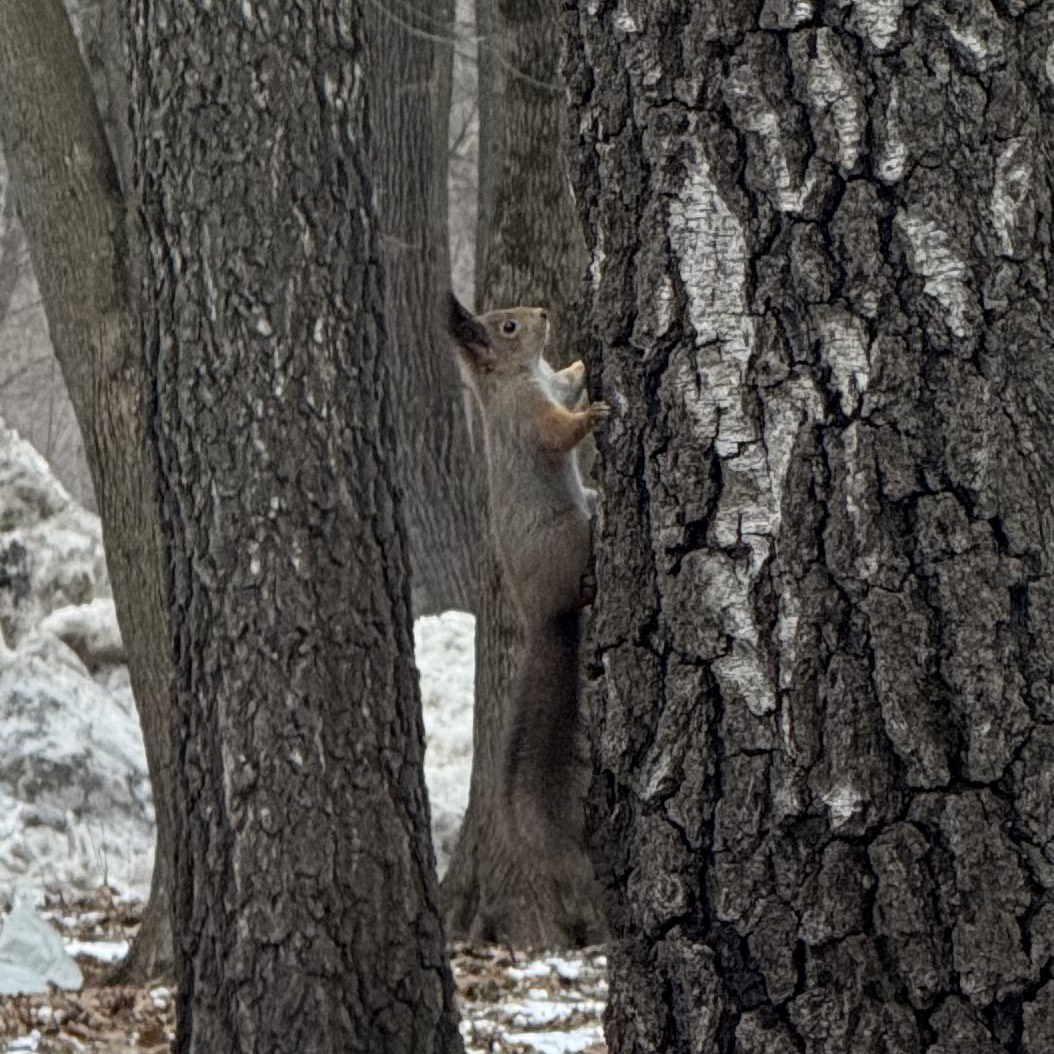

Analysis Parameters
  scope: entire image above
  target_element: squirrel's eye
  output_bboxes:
[502,320,517,335]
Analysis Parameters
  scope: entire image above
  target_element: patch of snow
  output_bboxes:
[37,599,125,670]
[416,611,475,876]
[508,960,553,981]
[545,955,587,981]
[64,939,129,964]
[0,429,72,533]
[0,631,154,897]
[0,892,82,995]
[150,986,172,1009]
[504,997,605,1028]
[504,1026,605,1054]
[4,1030,41,1052]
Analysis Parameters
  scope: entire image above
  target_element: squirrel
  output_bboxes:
[447,292,608,846]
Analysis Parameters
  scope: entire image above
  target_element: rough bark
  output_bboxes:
[127,4,463,1052]
[365,0,483,618]
[0,0,175,982]
[566,1,1054,1051]
[441,0,603,946]
[0,163,24,327]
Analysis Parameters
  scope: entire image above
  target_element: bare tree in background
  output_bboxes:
[365,0,483,617]
[566,1,1054,1050]
[0,150,94,511]
[0,0,174,982]
[441,0,604,947]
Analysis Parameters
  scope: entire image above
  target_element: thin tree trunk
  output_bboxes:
[127,4,463,1051]
[0,0,174,982]
[441,0,603,947]
[567,2,1054,1051]
[364,0,482,618]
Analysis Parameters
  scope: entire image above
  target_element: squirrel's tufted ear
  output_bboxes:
[447,293,493,370]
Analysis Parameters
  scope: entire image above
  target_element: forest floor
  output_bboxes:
[0,892,607,1053]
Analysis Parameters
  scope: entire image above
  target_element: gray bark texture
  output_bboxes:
[364,0,483,618]
[0,0,175,982]
[565,1,1054,1051]
[127,4,463,1052]
[440,0,604,947]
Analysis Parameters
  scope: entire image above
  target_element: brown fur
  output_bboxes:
[447,293,607,846]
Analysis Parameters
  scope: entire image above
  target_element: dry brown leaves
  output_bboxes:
[0,895,606,1054]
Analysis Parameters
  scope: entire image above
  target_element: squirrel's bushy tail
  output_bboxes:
[504,609,583,843]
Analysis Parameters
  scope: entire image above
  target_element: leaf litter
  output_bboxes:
[0,892,607,1053]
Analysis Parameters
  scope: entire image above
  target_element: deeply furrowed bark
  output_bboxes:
[440,0,605,947]
[566,1,1054,1051]
[127,4,463,1051]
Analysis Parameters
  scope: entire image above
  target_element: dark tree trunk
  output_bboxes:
[0,0,175,982]
[440,0,604,947]
[127,4,463,1052]
[365,0,483,618]
[566,1,1054,1051]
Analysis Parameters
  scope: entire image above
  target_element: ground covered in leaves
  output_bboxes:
[0,893,606,1053]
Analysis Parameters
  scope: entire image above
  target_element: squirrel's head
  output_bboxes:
[447,293,549,394]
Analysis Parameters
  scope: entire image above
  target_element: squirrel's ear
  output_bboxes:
[447,292,493,370]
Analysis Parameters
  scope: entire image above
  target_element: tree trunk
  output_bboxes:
[127,4,463,1051]
[566,1,1054,1051]
[364,0,483,618]
[441,0,604,946]
[0,0,175,982]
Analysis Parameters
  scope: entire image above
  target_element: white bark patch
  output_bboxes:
[822,784,863,827]
[807,30,862,172]
[949,27,988,63]
[613,0,640,33]
[655,276,674,337]
[878,82,907,184]
[842,423,881,581]
[897,211,975,338]
[812,306,870,415]
[589,228,606,291]
[664,148,819,718]
[1047,42,1054,87]
[777,589,800,691]
[716,643,776,717]
[991,138,1033,258]
[849,0,903,50]
[724,65,816,213]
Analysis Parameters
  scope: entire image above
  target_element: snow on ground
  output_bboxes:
[416,610,475,875]
[2,896,608,1053]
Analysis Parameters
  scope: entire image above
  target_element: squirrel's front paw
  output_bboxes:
[589,401,612,426]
